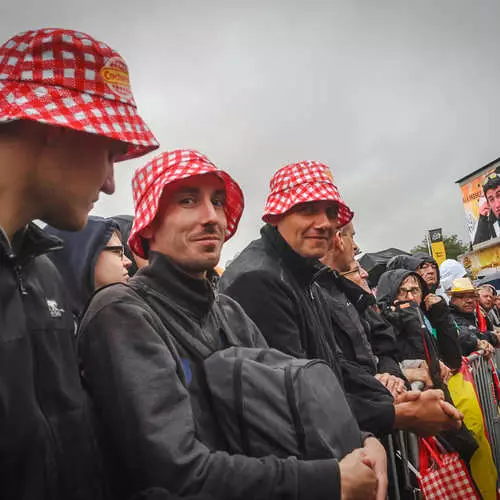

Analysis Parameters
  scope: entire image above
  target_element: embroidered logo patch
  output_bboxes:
[100,56,132,100]
[46,299,64,318]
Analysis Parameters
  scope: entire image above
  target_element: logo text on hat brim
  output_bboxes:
[100,56,132,100]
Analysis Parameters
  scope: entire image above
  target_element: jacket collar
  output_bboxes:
[0,222,63,264]
[260,224,325,287]
[319,267,376,313]
[136,251,215,319]
[449,303,476,320]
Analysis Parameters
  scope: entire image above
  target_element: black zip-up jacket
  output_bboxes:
[0,223,103,500]
[220,225,395,436]
[318,270,405,379]
[473,212,498,245]
[449,303,498,355]
[78,251,343,500]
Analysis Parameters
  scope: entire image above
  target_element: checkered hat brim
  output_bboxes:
[263,160,353,227]
[0,28,158,161]
[0,81,158,161]
[129,149,244,258]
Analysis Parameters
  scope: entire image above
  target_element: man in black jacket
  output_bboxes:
[448,278,498,356]
[474,167,500,245]
[0,28,158,500]
[78,150,381,500]
[320,222,407,397]
[221,160,463,439]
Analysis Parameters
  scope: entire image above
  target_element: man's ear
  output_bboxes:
[333,230,344,251]
[266,214,281,227]
[141,225,153,239]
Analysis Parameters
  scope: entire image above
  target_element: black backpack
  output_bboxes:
[130,283,363,461]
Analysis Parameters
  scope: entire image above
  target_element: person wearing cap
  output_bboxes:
[44,216,133,321]
[0,27,157,500]
[474,167,500,244]
[77,150,378,500]
[448,278,497,356]
[319,223,407,398]
[220,161,462,437]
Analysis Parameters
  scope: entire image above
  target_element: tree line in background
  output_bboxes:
[410,234,469,260]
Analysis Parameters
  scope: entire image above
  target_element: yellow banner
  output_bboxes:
[462,245,500,278]
[430,241,447,266]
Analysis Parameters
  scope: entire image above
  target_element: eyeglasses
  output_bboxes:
[102,245,125,259]
[398,286,422,297]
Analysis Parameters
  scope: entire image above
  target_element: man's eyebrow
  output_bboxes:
[175,187,200,195]
[214,189,226,197]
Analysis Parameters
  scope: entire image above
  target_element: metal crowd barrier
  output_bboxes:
[466,350,500,476]
[386,351,500,499]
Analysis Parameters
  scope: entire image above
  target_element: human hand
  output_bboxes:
[375,373,406,397]
[478,340,494,358]
[424,294,442,311]
[394,390,421,404]
[480,200,490,217]
[339,449,377,500]
[395,389,463,436]
[439,361,452,383]
[362,437,388,500]
[402,366,433,389]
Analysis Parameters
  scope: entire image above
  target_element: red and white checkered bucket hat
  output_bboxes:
[263,160,354,227]
[0,28,158,161]
[129,149,244,258]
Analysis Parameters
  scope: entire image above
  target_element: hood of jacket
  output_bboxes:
[386,253,440,293]
[110,214,138,277]
[376,269,428,309]
[44,216,119,317]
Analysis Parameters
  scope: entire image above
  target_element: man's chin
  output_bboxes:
[43,211,88,232]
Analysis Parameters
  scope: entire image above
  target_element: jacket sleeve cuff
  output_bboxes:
[297,459,341,500]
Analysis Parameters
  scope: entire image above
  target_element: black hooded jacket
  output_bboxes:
[386,253,441,293]
[220,224,395,436]
[376,269,462,372]
[448,303,498,355]
[0,223,104,500]
[110,215,139,277]
[317,269,404,379]
[78,251,343,500]
[45,216,120,319]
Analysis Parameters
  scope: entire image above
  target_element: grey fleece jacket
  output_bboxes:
[78,252,341,500]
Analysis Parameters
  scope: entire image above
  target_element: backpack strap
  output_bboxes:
[81,282,188,387]
[132,282,213,360]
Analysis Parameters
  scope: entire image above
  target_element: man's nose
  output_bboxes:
[101,169,115,195]
[314,210,330,229]
[200,200,219,224]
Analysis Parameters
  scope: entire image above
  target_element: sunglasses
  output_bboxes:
[102,245,125,259]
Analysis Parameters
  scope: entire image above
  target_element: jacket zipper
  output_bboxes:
[14,258,59,494]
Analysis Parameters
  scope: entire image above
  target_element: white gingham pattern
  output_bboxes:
[419,445,480,498]
[0,28,158,161]
[129,149,244,258]
[262,160,354,227]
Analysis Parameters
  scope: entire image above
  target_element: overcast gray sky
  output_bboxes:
[3,0,500,264]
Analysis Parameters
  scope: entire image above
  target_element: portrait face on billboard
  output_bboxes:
[464,166,500,246]
[485,185,500,219]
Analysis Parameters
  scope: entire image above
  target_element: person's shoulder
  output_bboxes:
[81,283,144,322]
[221,241,283,290]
